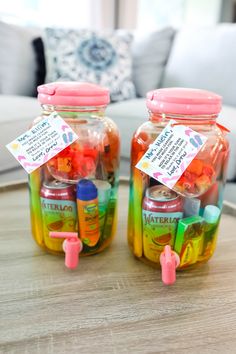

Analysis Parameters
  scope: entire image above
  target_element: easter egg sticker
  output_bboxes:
[136,120,207,189]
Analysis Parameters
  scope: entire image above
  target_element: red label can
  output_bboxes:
[142,185,183,263]
[40,180,77,251]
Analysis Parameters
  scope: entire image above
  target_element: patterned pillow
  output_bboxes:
[44,28,136,102]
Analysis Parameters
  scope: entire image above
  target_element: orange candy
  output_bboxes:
[186,159,203,176]
[183,170,197,182]
[47,143,99,180]
[57,157,72,173]
[176,159,215,195]
[195,175,211,190]
[202,164,214,178]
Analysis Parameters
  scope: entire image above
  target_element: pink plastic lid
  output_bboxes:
[146,88,222,115]
[37,82,110,106]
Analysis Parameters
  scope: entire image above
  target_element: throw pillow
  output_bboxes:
[162,24,236,107]
[32,37,46,95]
[132,27,175,97]
[44,28,136,102]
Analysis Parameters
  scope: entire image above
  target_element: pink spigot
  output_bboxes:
[49,232,83,269]
[160,245,180,285]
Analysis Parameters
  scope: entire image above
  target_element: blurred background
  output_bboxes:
[1,0,236,202]
[1,0,236,29]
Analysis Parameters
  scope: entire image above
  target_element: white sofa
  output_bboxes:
[0,22,236,197]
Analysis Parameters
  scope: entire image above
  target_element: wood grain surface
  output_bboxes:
[0,182,236,354]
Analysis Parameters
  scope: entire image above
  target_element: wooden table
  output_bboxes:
[1,181,236,354]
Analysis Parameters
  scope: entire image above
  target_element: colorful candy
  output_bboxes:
[175,159,215,196]
[47,142,99,182]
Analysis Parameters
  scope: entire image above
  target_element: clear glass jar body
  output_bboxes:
[29,105,120,255]
[128,113,229,269]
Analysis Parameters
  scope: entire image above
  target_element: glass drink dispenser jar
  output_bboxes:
[29,82,120,259]
[128,88,229,276]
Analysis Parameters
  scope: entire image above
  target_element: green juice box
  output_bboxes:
[174,216,204,267]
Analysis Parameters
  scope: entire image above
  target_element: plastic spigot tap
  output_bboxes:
[49,232,83,269]
[160,245,180,285]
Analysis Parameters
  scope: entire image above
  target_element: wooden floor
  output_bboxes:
[1,182,236,353]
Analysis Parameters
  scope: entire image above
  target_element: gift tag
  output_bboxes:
[6,112,78,174]
[136,120,207,189]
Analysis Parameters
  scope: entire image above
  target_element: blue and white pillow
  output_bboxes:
[44,28,136,102]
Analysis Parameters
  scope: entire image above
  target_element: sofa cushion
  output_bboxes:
[0,95,41,172]
[218,105,236,181]
[32,37,46,92]
[0,21,41,96]
[106,98,147,157]
[162,24,236,107]
[132,27,175,97]
[44,28,136,102]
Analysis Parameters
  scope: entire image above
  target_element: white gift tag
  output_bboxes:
[6,112,78,174]
[136,120,207,189]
